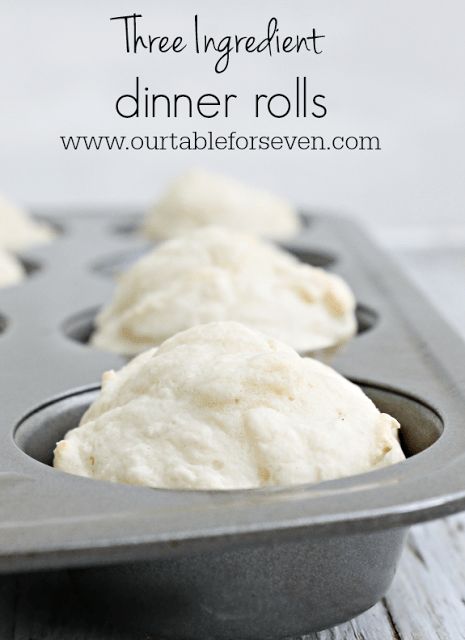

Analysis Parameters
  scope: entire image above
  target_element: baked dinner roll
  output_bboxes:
[0,194,54,251]
[0,249,25,288]
[143,168,299,240]
[92,226,356,356]
[55,322,404,490]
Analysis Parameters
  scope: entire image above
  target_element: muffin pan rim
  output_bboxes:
[61,301,379,354]
[13,378,444,481]
[90,241,338,279]
[111,209,314,238]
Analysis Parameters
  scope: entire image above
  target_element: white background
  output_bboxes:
[0,0,464,236]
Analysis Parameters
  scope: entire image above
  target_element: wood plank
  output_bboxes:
[305,600,398,639]
[383,516,465,640]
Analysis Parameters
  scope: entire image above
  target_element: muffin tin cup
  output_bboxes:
[2,212,465,639]
[72,526,407,639]
[63,302,376,364]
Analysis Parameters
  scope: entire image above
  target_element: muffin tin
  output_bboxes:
[2,211,465,639]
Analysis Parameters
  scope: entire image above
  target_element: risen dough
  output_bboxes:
[55,322,405,490]
[92,226,356,355]
[143,168,299,240]
[0,249,25,288]
[0,195,54,251]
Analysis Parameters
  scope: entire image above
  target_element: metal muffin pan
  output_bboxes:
[1,211,465,639]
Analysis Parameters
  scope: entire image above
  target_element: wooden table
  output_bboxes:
[2,246,464,639]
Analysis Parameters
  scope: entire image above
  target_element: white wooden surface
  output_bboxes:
[1,246,464,639]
